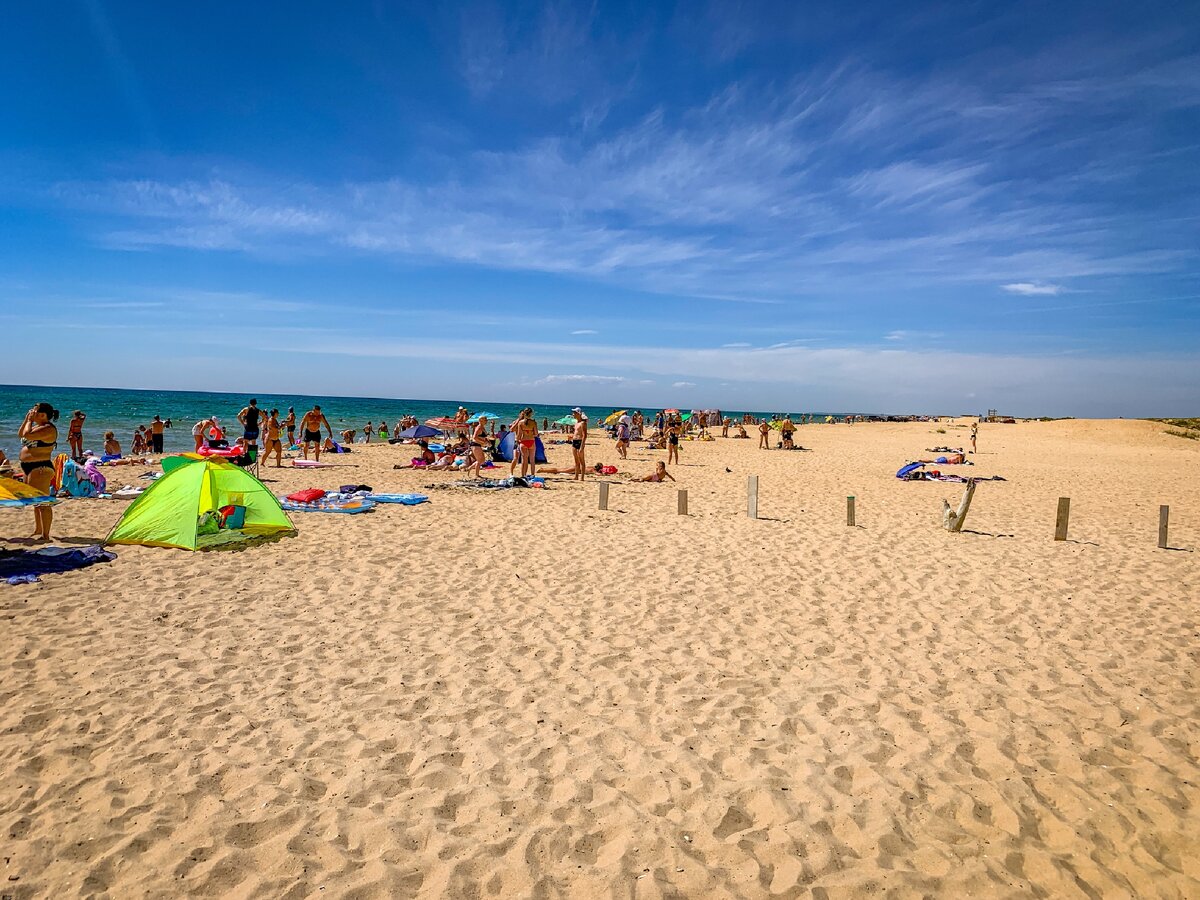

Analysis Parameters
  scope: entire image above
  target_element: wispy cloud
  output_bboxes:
[672,381,696,388]
[46,49,1197,305]
[531,374,626,385]
[570,329,598,335]
[1003,282,1064,296]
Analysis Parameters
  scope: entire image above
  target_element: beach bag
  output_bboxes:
[287,488,326,503]
[218,505,246,529]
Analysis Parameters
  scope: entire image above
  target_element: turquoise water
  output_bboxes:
[0,384,817,456]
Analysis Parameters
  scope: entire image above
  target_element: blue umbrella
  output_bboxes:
[397,424,443,440]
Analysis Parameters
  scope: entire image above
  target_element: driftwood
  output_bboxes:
[942,478,977,533]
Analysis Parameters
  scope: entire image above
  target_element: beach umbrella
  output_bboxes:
[425,417,460,430]
[467,411,499,423]
[554,415,576,426]
[0,475,57,508]
[398,424,443,440]
[664,408,680,414]
[603,410,626,425]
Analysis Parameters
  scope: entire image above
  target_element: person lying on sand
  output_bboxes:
[634,461,675,483]
[919,452,968,464]
[539,462,616,475]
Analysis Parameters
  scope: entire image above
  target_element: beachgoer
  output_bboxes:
[207,417,226,446]
[300,405,333,461]
[571,408,589,479]
[721,417,730,438]
[615,412,630,459]
[466,416,488,478]
[264,409,284,467]
[781,415,796,449]
[18,402,59,541]
[237,399,263,454]
[637,461,675,483]
[378,421,388,440]
[284,407,296,446]
[758,420,771,449]
[149,416,165,454]
[67,410,86,458]
[364,422,373,444]
[970,423,978,453]
[132,428,146,455]
[191,417,211,451]
[515,408,539,478]
[340,429,357,445]
[394,440,436,469]
[667,416,681,465]
[103,431,121,456]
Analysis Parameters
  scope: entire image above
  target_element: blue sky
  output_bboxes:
[2,1,1198,415]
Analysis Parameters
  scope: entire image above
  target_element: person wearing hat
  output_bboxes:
[570,407,589,480]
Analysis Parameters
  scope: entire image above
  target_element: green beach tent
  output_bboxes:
[106,457,294,550]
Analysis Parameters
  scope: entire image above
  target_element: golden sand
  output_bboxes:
[2,419,1197,897]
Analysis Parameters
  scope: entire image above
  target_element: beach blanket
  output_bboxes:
[279,497,376,514]
[368,493,429,505]
[0,545,116,584]
[429,477,544,491]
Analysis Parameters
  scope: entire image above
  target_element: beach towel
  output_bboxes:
[279,497,376,514]
[368,493,429,505]
[0,545,116,584]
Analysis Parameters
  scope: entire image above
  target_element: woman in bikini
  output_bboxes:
[67,410,85,458]
[18,402,59,541]
[466,416,489,478]
[264,409,284,467]
[666,416,682,465]
[515,408,539,478]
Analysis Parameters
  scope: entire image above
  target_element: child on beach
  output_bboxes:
[636,461,675,483]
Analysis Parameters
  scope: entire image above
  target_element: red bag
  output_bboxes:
[286,488,326,503]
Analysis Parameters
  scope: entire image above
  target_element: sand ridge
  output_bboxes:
[1,419,1197,897]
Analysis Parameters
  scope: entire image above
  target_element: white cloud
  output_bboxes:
[721,342,752,348]
[570,329,598,335]
[672,381,696,388]
[1002,282,1064,295]
[531,374,625,385]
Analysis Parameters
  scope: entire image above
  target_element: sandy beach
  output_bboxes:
[2,418,1197,898]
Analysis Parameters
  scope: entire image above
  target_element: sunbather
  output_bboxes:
[635,461,675,483]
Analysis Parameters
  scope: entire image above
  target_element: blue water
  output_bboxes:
[0,384,820,456]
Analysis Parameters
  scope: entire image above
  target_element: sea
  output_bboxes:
[0,384,833,456]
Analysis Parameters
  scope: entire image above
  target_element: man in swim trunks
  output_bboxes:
[264,409,284,467]
[237,399,263,456]
[515,408,539,478]
[150,415,166,454]
[570,408,588,480]
[780,415,796,449]
[300,405,332,461]
[284,407,296,446]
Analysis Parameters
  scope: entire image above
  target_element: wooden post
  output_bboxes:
[598,482,609,511]
[1158,505,1169,549]
[677,489,688,516]
[847,495,856,527]
[747,476,758,519]
[1054,497,1070,541]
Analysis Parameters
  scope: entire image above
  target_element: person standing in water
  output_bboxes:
[149,416,166,454]
[18,402,59,541]
[67,410,86,459]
